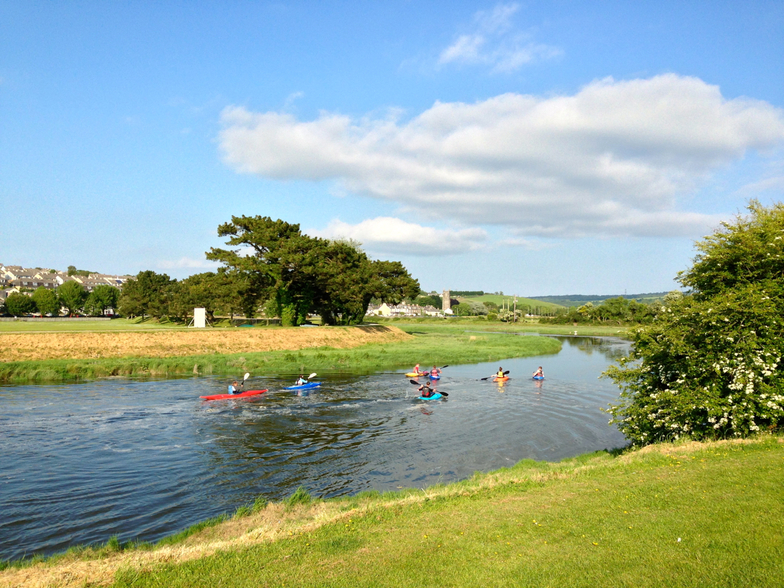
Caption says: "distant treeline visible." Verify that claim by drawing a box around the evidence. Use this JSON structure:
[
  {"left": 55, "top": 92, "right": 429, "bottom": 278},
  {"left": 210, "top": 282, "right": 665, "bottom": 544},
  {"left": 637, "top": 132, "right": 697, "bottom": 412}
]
[
  {"left": 450, "top": 290, "right": 485, "bottom": 297},
  {"left": 531, "top": 292, "right": 674, "bottom": 308},
  {"left": 539, "top": 295, "right": 688, "bottom": 325}
]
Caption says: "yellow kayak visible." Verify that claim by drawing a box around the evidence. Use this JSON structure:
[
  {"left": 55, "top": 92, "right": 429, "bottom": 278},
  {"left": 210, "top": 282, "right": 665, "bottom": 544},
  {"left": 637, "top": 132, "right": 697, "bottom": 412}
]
[{"left": 405, "top": 372, "right": 427, "bottom": 377}]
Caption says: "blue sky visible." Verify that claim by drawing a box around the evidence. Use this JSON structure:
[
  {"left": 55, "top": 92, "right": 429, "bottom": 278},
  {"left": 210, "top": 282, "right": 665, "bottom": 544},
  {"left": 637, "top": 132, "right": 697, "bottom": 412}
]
[{"left": 2, "top": 1, "right": 783, "bottom": 296}]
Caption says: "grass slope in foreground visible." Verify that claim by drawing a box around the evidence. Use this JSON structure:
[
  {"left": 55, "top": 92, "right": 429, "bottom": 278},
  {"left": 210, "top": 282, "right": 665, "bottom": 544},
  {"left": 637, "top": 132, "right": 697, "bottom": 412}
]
[
  {"left": 115, "top": 437, "right": 784, "bottom": 588},
  {"left": 5, "top": 436, "right": 777, "bottom": 588},
  {"left": 0, "top": 325, "right": 561, "bottom": 383}
]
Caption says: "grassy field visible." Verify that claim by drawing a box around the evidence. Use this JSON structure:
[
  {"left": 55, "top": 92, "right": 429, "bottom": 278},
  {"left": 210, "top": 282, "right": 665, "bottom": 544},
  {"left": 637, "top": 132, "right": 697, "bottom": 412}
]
[
  {"left": 0, "top": 323, "right": 562, "bottom": 383},
  {"left": 379, "top": 318, "right": 630, "bottom": 338},
  {"left": 456, "top": 294, "right": 564, "bottom": 313},
  {"left": 0, "top": 318, "right": 190, "bottom": 332},
  {"left": 4, "top": 435, "right": 781, "bottom": 587}
]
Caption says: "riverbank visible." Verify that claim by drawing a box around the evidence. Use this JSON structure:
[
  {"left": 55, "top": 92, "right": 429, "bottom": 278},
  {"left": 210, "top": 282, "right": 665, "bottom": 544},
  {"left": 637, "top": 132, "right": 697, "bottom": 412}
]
[
  {"left": 0, "top": 324, "right": 562, "bottom": 383},
  {"left": 3, "top": 435, "right": 781, "bottom": 587}
]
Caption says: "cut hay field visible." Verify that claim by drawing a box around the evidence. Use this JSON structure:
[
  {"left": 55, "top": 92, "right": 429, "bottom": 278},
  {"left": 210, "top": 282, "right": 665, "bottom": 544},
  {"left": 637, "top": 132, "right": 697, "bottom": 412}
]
[
  {"left": 0, "top": 325, "right": 409, "bottom": 363},
  {"left": 0, "top": 323, "right": 561, "bottom": 383}
]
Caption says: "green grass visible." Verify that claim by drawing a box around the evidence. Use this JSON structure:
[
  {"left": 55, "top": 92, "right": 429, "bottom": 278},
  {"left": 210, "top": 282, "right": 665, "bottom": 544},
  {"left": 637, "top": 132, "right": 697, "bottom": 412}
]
[
  {"left": 383, "top": 318, "right": 630, "bottom": 338},
  {"left": 0, "top": 324, "right": 562, "bottom": 383},
  {"left": 0, "top": 317, "right": 193, "bottom": 332},
  {"left": 457, "top": 294, "right": 564, "bottom": 313},
  {"left": 108, "top": 435, "right": 784, "bottom": 588}
]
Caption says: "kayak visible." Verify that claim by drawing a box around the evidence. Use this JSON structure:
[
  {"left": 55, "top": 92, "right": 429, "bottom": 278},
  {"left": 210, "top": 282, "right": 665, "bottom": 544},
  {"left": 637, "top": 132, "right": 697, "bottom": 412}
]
[
  {"left": 532, "top": 376, "right": 544, "bottom": 380},
  {"left": 405, "top": 372, "right": 427, "bottom": 377},
  {"left": 200, "top": 389, "right": 267, "bottom": 401},
  {"left": 429, "top": 374, "right": 441, "bottom": 380},
  {"left": 493, "top": 376, "right": 509, "bottom": 382},
  {"left": 285, "top": 382, "right": 322, "bottom": 391},
  {"left": 417, "top": 392, "right": 443, "bottom": 401}
]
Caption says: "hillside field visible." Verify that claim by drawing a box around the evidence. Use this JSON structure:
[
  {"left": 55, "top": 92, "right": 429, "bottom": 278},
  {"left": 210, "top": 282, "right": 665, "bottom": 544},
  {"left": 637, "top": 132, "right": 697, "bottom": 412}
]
[{"left": 456, "top": 294, "right": 564, "bottom": 313}]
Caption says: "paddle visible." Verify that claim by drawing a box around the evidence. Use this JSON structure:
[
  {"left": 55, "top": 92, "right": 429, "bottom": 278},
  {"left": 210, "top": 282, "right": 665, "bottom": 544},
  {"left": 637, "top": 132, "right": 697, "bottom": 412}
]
[
  {"left": 480, "top": 370, "right": 510, "bottom": 381},
  {"left": 308, "top": 372, "right": 317, "bottom": 380},
  {"left": 409, "top": 379, "right": 448, "bottom": 397},
  {"left": 235, "top": 372, "right": 250, "bottom": 391}
]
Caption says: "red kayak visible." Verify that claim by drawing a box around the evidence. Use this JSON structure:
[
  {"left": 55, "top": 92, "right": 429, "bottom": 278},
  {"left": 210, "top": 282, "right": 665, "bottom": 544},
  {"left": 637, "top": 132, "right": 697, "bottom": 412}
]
[{"left": 200, "top": 389, "right": 267, "bottom": 401}]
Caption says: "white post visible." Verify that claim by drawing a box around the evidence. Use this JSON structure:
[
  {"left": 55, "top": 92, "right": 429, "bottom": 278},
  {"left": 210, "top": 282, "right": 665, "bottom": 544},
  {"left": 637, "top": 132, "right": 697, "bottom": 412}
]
[{"left": 194, "top": 307, "right": 206, "bottom": 328}]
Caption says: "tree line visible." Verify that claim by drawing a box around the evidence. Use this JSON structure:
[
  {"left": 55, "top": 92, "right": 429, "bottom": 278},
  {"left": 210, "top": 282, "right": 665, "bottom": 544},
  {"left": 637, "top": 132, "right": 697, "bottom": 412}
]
[
  {"left": 2, "top": 216, "right": 421, "bottom": 325},
  {"left": 541, "top": 296, "right": 660, "bottom": 325},
  {"left": 2, "top": 282, "right": 119, "bottom": 317}
]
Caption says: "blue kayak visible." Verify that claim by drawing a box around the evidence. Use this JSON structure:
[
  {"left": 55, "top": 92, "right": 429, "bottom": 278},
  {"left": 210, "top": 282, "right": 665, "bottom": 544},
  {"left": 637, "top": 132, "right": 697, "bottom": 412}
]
[
  {"left": 532, "top": 376, "right": 544, "bottom": 380},
  {"left": 285, "top": 382, "right": 322, "bottom": 391},
  {"left": 429, "top": 374, "right": 441, "bottom": 380},
  {"left": 417, "top": 392, "right": 442, "bottom": 401}
]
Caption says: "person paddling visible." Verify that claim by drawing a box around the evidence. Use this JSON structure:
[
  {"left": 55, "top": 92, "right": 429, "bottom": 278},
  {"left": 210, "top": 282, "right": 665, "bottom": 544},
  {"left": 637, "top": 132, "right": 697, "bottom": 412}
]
[
  {"left": 228, "top": 380, "right": 241, "bottom": 395},
  {"left": 413, "top": 363, "right": 422, "bottom": 375},
  {"left": 495, "top": 367, "right": 505, "bottom": 379},
  {"left": 533, "top": 366, "right": 544, "bottom": 378},
  {"left": 430, "top": 365, "right": 441, "bottom": 378},
  {"left": 418, "top": 383, "right": 435, "bottom": 398},
  {"left": 295, "top": 374, "right": 308, "bottom": 386}
]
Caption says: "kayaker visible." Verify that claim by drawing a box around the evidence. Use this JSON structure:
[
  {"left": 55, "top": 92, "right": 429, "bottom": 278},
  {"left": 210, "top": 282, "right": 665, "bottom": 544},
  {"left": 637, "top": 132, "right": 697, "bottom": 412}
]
[
  {"left": 418, "top": 383, "right": 435, "bottom": 398},
  {"left": 228, "top": 380, "right": 241, "bottom": 394},
  {"left": 295, "top": 374, "right": 308, "bottom": 386},
  {"left": 533, "top": 366, "right": 544, "bottom": 378},
  {"left": 496, "top": 367, "right": 505, "bottom": 379},
  {"left": 413, "top": 363, "right": 421, "bottom": 375},
  {"left": 430, "top": 365, "right": 441, "bottom": 378}
]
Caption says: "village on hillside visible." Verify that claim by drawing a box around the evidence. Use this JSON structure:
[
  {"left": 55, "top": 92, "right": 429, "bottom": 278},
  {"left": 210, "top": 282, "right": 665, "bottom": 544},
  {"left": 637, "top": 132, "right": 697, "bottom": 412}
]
[{"left": 0, "top": 264, "right": 132, "bottom": 303}]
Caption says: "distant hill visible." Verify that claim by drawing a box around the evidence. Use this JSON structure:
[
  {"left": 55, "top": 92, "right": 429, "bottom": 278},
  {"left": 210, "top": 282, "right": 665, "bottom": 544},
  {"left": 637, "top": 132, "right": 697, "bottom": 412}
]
[
  {"left": 529, "top": 292, "right": 675, "bottom": 308},
  {"left": 456, "top": 293, "right": 564, "bottom": 313}
]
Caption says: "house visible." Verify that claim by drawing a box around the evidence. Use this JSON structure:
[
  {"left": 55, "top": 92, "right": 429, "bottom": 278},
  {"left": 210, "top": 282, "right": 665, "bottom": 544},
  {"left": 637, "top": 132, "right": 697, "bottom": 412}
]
[{"left": 365, "top": 302, "right": 444, "bottom": 317}]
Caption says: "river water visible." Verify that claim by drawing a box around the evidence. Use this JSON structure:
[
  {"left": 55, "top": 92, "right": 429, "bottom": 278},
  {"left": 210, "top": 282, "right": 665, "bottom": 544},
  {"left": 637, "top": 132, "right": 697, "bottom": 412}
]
[{"left": 0, "top": 335, "right": 629, "bottom": 561}]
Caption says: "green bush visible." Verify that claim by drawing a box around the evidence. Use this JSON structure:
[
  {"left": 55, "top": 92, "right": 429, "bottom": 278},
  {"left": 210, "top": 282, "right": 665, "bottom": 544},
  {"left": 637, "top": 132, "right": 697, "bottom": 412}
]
[{"left": 605, "top": 201, "right": 784, "bottom": 445}]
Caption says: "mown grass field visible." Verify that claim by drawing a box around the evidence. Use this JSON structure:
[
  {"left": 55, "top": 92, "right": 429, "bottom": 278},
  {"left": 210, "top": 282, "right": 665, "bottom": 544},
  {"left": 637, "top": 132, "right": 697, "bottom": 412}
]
[
  {"left": 381, "top": 318, "right": 630, "bottom": 338},
  {"left": 0, "top": 318, "right": 189, "bottom": 332},
  {"left": 0, "top": 322, "right": 562, "bottom": 383},
  {"left": 3, "top": 436, "right": 781, "bottom": 588},
  {"left": 456, "top": 294, "right": 564, "bottom": 313}
]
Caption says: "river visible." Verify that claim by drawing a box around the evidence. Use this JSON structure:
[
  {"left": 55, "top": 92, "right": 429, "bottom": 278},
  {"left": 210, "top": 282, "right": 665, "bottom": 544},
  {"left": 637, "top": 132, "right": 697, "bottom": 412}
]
[{"left": 0, "top": 335, "right": 629, "bottom": 561}]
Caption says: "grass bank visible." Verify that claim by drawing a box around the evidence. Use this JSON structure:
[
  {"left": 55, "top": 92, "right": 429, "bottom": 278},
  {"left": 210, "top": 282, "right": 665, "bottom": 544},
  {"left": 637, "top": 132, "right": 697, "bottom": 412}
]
[
  {"left": 3, "top": 436, "right": 781, "bottom": 587},
  {"left": 0, "top": 325, "right": 561, "bottom": 384},
  {"left": 383, "top": 318, "right": 631, "bottom": 338}
]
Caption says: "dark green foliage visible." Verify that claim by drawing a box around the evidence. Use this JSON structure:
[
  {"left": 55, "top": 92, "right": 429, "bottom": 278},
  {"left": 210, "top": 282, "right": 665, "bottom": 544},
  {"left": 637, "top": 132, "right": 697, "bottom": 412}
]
[
  {"left": 84, "top": 285, "right": 120, "bottom": 316},
  {"left": 207, "top": 216, "right": 419, "bottom": 325},
  {"left": 544, "top": 296, "right": 654, "bottom": 325},
  {"left": 169, "top": 270, "right": 245, "bottom": 321},
  {"left": 67, "top": 265, "right": 94, "bottom": 277},
  {"left": 606, "top": 201, "right": 784, "bottom": 445},
  {"left": 57, "top": 281, "right": 88, "bottom": 316},
  {"left": 32, "top": 287, "right": 60, "bottom": 316},
  {"left": 414, "top": 294, "right": 442, "bottom": 308},
  {"left": 118, "top": 271, "right": 174, "bottom": 318},
  {"left": 4, "top": 293, "right": 37, "bottom": 316}
]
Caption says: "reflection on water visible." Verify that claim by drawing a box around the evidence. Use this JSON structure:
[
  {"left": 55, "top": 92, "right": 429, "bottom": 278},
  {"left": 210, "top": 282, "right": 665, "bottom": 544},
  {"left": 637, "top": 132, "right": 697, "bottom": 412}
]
[{"left": 0, "top": 337, "right": 629, "bottom": 561}]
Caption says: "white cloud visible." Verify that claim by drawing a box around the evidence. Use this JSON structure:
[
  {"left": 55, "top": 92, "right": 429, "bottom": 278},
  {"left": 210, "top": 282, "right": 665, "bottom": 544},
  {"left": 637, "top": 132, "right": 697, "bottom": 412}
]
[
  {"left": 219, "top": 74, "right": 784, "bottom": 238},
  {"left": 157, "top": 257, "right": 219, "bottom": 270},
  {"left": 438, "top": 3, "right": 561, "bottom": 72},
  {"left": 314, "top": 217, "right": 487, "bottom": 256}
]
